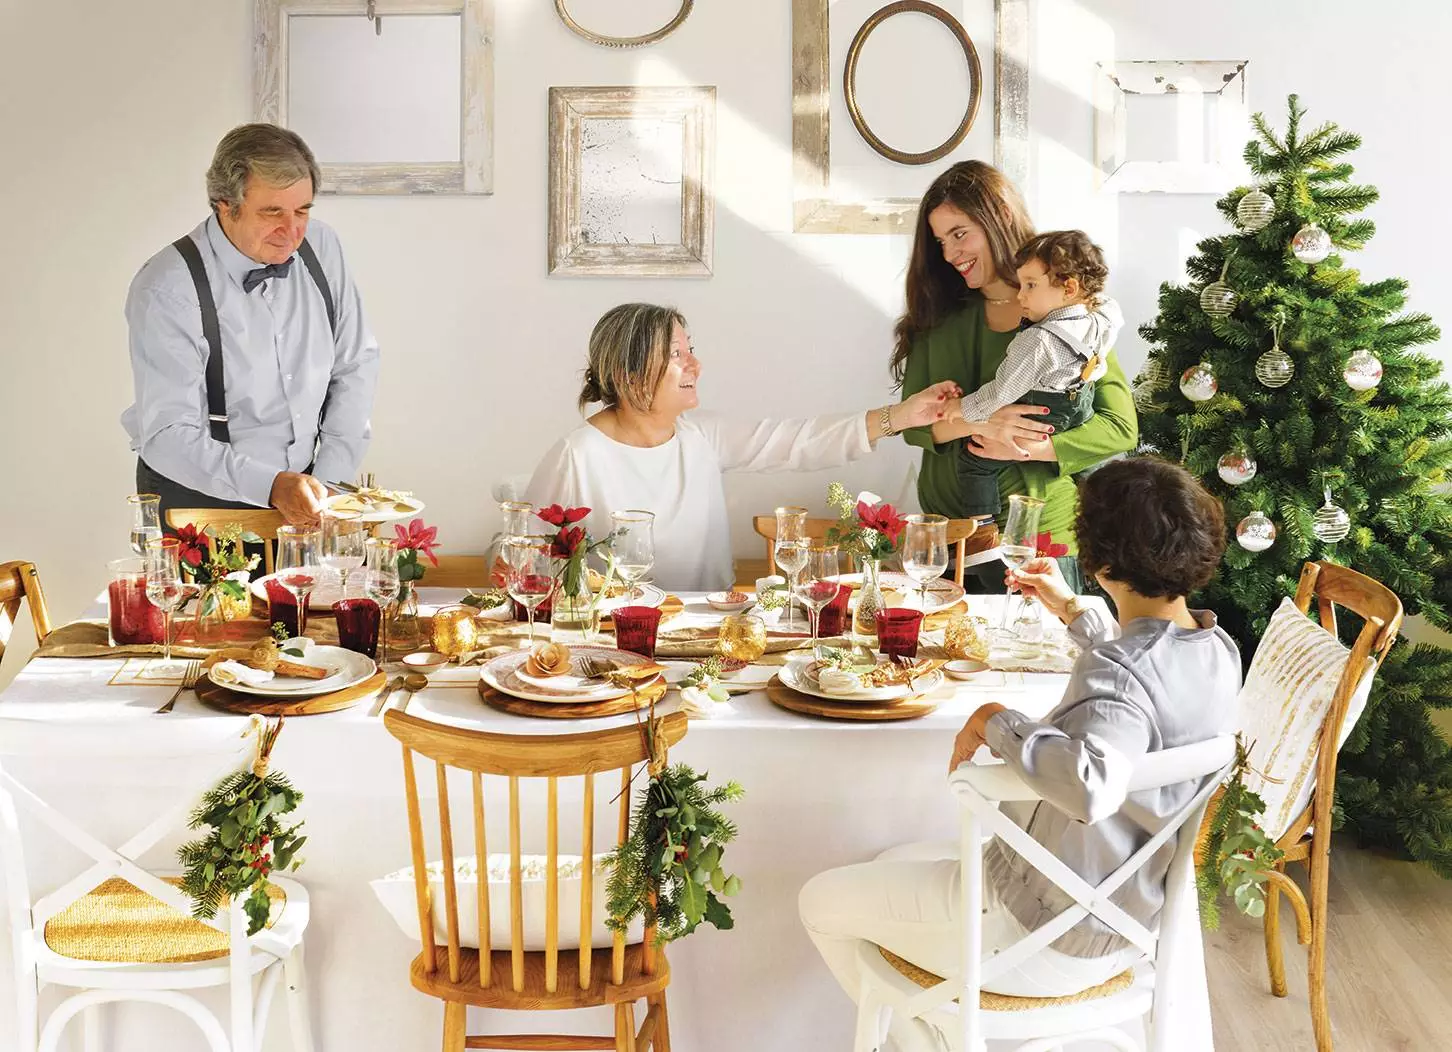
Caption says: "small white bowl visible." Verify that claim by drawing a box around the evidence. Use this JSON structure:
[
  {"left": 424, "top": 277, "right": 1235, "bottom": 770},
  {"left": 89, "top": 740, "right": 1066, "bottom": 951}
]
[
  {"left": 402, "top": 651, "right": 450, "bottom": 677},
  {"left": 944, "top": 658, "right": 991, "bottom": 681},
  {"left": 706, "top": 591, "right": 755, "bottom": 613}
]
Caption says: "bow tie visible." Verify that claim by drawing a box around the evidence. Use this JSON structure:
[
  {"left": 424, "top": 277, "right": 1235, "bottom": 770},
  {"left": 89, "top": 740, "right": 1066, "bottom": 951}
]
[{"left": 242, "top": 258, "right": 294, "bottom": 294}]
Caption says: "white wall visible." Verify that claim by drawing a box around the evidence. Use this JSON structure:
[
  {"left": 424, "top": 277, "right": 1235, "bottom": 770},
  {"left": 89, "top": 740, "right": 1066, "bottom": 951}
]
[{"left": 3, "top": 0, "right": 1450, "bottom": 690}]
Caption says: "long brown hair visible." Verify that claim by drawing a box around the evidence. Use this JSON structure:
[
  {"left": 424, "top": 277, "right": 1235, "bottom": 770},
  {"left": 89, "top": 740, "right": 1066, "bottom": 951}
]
[{"left": 890, "top": 161, "right": 1035, "bottom": 384}]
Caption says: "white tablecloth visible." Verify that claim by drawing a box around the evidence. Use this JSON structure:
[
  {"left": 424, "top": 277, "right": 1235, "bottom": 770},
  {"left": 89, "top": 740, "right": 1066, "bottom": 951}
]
[{"left": 0, "top": 590, "right": 1096, "bottom": 1052}]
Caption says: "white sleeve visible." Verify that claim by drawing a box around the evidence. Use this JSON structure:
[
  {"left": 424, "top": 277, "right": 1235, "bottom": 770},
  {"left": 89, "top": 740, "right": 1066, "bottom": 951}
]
[{"left": 691, "top": 412, "right": 872, "bottom": 474}]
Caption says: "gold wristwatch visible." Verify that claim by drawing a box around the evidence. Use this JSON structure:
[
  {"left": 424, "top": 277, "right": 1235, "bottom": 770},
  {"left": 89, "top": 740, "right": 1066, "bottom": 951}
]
[{"left": 1061, "top": 595, "right": 1091, "bottom": 626}]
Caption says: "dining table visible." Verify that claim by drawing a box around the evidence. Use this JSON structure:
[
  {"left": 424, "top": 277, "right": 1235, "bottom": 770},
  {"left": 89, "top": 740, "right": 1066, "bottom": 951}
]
[{"left": 0, "top": 586, "right": 1107, "bottom": 1052}]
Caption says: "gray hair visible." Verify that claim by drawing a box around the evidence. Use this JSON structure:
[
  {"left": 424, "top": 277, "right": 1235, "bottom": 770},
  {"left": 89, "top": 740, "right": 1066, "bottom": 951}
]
[
  {"left": 206, "top": 123, "right": 321, "bottom": 214},
  {"left": 579, "top": 303, "right": 687, "bottom": 413}
]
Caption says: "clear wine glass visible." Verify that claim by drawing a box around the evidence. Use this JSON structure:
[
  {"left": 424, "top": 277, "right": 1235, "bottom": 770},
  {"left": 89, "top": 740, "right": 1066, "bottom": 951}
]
[
  {"left": 321, "top": 510, "right": 369, "bottom": 597},
  {"left": 499, "top": 500, "right": 535, "bottom": 568},
  {"left": 774, "top": 505, "right": 809, "bottom": 632},
  {"left": 996, "top": 495, "right": 1045, "bottom": 634},
  {"left": 365, "top": 538, "right": 401, "bottom": 662},
  {"left": 793, "top": 545, "right": 841, "bottom": 657},
  {"left": 276, "top": 526, "right": 322, "bottom": 637},
  {"left": 129, "top": 494, "right": 162, "bottom": 556},
  {"left": 505, "top": 540, "right": 554, "bottom": 644},
  {"left": 902, "top": 514, "right": 950, "bottom": 611},
  {"left": 610, "top": 509, "right": 655, "bottom": 602},
  {"left": 144, "top": 537, "right": 193, "bottom": 664}
]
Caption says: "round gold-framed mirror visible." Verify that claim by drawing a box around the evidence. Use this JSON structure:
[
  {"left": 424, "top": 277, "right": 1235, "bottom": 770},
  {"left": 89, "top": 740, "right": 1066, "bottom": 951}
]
[
  {"left": 843, "top": 1, "right": 983, "bottom": 166},
  {"left": 553, "top": 0, "right": 694, "bottom": 49}
]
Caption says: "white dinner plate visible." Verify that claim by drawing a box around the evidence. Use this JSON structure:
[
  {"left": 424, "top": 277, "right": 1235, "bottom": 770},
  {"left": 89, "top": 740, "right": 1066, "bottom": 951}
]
[
  {"left": 321, "top": 491, "right": 426, "bottom": 523},
  {"left": 778, "top": 658, "right": 943, "bottom": 703},
  {"left": 249, "top": 570, "right": 346, "bottom": 610},
  {"left": 481, "top": 646, "right": 662, "bottom": 704},
  {"left": 209, "top": 645, "right": 377, "bottom": 697},
  {"left": 596, "top": 584, "right": 666, "bottom": 616}
]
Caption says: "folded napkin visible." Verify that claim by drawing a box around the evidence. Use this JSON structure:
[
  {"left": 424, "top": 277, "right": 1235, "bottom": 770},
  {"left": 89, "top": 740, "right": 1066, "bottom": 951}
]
[
  {"left": 209, "top": 661, "right": 276, "bottom": 687},
  {"left": 678, "top": 685, "right": 736, "bottom": 719}
]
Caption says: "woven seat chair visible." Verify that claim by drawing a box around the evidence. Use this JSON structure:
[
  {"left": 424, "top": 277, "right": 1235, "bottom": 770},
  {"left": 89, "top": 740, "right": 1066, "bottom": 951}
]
[{"left": 852, "top": 735, "right": 1236, "bottom": 1052}]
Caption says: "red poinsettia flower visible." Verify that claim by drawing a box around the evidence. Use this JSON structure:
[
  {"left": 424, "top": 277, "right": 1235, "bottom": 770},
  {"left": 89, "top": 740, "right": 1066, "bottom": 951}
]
[
  {"left": 167, "top": 523, "right": 210, "bottom": 568},
  {"left": 550, "top": 525, "right": 586, "bottom": 560},
  {"left": 537, "top": 504, "right": 590, "bottom": 527},
  {"left": 394, "top": 519, "right": 441, "bottom": 566},
  {"left": 856, "top": 501, "right": 907, "bottom": 547},
  {"left": 1035, "top": 531, "right": 1069, "bottom": 559}
]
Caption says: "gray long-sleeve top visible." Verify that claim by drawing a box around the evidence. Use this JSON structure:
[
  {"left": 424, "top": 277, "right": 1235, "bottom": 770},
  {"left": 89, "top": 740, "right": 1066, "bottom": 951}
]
[{"left": 982, "top": 606, "right": 1241, "bottom": 958}]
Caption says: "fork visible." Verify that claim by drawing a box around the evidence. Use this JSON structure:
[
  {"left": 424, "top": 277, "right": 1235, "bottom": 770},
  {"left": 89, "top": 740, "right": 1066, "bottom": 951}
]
[{"left": 156, "top": 659, "right": 202, "bottom": 714}]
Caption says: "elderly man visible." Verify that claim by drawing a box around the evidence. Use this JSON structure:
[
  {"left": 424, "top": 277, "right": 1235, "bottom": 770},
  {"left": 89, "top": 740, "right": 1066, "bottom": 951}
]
[{"left": 122, "top": 123, "right": 379, "bottom": 525}]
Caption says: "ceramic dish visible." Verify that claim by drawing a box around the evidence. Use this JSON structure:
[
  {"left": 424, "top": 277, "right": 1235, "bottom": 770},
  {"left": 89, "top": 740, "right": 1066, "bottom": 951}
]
[{"left": 208, "top": 645, "right": 375, "bottom": 697}]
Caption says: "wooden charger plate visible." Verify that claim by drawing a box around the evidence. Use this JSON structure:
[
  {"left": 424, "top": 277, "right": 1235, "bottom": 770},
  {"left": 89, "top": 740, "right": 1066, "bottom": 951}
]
[
  {"left": 765, "top": 673, "right": 939, "bottom": 722},
  {"left": 478, "top": 676, "right": 666, "bottom": 720},
  {"left": 195, "top": 669, "right": 387, "bottom": 716}
]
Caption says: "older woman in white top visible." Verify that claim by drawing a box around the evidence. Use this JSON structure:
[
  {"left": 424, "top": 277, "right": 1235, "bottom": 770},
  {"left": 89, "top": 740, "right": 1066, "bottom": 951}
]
[{"left": 524, "top": 303, "right": 960, "bottom": 593}]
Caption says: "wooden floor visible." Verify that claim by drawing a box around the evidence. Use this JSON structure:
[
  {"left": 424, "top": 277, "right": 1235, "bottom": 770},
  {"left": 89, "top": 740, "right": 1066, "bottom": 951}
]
[{"left": 1207, "top": 837, "right": 1452, "bottom": 1051}]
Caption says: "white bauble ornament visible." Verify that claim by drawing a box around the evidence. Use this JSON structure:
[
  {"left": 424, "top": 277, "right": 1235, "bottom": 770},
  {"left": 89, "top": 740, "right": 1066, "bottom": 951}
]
[
  {"left": 1312, "top": 488, "right": 1351, "bottom": 543},
  {"left": 1236, "top": 189, "right": 1275, "bottom": 232},
  {"left": 1235, "top": 510, "right": 1277, "bottom": 552},
  {"left": 1291, "top": 222, "right": 1332, "bottom": 264},
  {"left": 1179, "top": 362, "right": 1218, "bottom": 402},
  {"left": 1217, "top": 450, "right": 1258, "bottom": 486},
  {"left": 1199, "top": 281, "right": 1239, "bottom": 319},
  {"left": 1343, "top": 349, "right": 1383, "bottom": 391},
  {"left": 1254, "top": 345, "right": 1295, "bottom": 388}
]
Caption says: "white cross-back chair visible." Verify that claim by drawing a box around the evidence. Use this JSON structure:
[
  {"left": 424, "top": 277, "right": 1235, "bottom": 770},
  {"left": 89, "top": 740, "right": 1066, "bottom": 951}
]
[
  {"left": 853, "top": 734, "right": 1236, "bottom": 1052},
  {"left": 0, "top": 716, "right": 313, "bottom": 1052}
]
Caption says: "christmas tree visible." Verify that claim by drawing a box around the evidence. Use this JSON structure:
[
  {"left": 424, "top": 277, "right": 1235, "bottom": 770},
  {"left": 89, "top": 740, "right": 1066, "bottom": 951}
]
[{"left": 1135, "top": 95, "right": 1452, "bottom": 873}]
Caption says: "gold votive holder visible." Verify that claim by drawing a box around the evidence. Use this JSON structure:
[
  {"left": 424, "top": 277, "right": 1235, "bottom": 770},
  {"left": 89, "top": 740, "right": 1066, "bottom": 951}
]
[
  {"left": 943, "top": 612, "right": 990, "bottom": 662},
  {"left": 718, "top": 613, "right": 768, "bottom": 664},
  {"left": 431, "top": 604, "right": 479, "bottom": 658}
]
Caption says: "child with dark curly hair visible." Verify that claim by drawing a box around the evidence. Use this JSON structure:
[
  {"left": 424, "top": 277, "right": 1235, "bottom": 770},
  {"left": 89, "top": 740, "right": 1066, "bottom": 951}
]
[{"left": 953, "top": 230, "right": 1123, "bottom": 518}]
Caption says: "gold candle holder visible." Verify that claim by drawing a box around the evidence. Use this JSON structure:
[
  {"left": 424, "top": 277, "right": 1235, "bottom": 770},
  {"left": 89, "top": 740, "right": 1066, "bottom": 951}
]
[
  {"left": 943, "top": 612, "right": 990, "bottom": 661},
  {"left": 718, "top": 613, "right": 767, "bottom": 664},
  {"left": 431, "top": 604, "right": 479, "bottom": 658}
]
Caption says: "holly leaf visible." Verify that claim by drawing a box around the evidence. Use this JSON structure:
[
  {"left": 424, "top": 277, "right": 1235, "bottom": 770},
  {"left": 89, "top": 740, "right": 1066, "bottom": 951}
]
[
  {"left": 242, "top": 886, "right": 272, "bottom": 936},
  {"left": 703, "top": 893, "right": 735, "bottom": 932}
]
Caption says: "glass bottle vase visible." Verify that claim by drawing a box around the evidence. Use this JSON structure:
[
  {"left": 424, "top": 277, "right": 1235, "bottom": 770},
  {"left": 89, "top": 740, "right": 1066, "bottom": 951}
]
[
  {"left": 550, "top": 561, "right": 599, "bottom": 645},
  {"left": 390, "top": 580, "right": 423, "bottom": 654},
  {"left": 851, "top": 558, "right": 885, "bottom": 644}
]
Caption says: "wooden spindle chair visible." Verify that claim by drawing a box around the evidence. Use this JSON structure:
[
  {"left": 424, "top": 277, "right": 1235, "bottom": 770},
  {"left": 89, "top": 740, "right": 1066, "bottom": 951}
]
[
  {"left": 750, "top": 515, "right": 997, "bottom": 587},
  {"left": 165, "top": 509, "right": 286, "bottom": 574},
  {"left": 0, "top": 561, "right": 54, "bottom": 670},
  {"left": 383, "top": 708, "right": 688, "bottom": 1051}
]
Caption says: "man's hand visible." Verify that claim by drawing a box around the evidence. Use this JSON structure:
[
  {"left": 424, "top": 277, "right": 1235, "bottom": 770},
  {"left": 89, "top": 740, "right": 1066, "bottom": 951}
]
[
  {"left": 948, "top": 702, "right": 1008, "bottom": 774},
  {"left": 269, "top": 471, "right": 328, "bottom": 526}
]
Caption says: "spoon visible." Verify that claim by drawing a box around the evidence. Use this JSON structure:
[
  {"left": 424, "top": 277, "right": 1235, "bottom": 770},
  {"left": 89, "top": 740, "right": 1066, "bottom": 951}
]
[
  {"left": 397, "top": 672, "right": 429, "bottom": 713},
  {"left": 371, "top": 674, "right": 404, "bottom": 717}
]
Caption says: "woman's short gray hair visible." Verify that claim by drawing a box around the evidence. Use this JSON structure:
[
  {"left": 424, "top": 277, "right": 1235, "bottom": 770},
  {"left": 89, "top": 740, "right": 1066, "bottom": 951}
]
[
  {"left": 579, "top": 303, "right": 687, "bottom": 413},
  {"left": 206, "top": 123, "right": 321, "bottom": 214}
]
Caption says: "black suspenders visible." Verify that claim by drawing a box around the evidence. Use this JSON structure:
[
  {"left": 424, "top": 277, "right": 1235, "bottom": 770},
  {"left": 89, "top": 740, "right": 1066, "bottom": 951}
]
[{"left": 170, "top": 235, "right": 337, "bottom": 444}]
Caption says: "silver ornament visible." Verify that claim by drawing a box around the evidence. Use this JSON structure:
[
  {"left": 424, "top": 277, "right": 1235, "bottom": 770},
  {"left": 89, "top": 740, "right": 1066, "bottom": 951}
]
[
  {"left": 1313, "top": 488, "right": 1351, "bottom": 543},
  {"left": 1179, "top": 362, "right": 1218, "bottom": 402},
  {"left": 1235, "top": 510, "right": 1276, "bottom": 552},
  {"left": 1236, "top": 189, "right": 1275, "bottom": 232},
  {"left": 1254, "top": 345, "right": 1295, "bottom": 388},
  {"left": 1291, "top": 222, "right": 1332, "bottom": 264},
  {"left": 1217, "top": 450, "right": 1258, "bottom": 486},
  {"left": 1199, "top": 281, "right": 1239, "bottom": 319},
  {"left": 1343, "top": 349, "right": 1383, "bottom": 391}
]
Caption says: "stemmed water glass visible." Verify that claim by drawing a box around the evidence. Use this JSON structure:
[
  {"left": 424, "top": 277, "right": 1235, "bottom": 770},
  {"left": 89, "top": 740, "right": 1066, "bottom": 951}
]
[
  {"left": 498, "top": 500, "right": 535, "bottom": 572},
  {"left": 365, "top": 539, "right": 401, "bottom": 662},
  {"left": 129, "top": 494, "right": 162, "bottom": 555},
  {"left": 610, "top": 509, "right": 655, "bottom": 602},
  {"left": 793, "top": 545, "right": 841, "bottom": 657},
  {"left": 505, "top": 540, "right": 554, "bottom": 644},
  {"left": 144, "top": 537, "right": 195, "bottom": 665},
  {"left": 321, "top": 510, "right": 369, "bottom": 597},
  {"left": 276, "top": 526, "right": 322, "bottom": 637},
  {"left": 996, "top": 495, "right": 1044, "bottom": 635},
  {"left": 902, "top": 514, "right": 949, "bottom": 611},
  {"left": 774, "top": 506, "right": 809, "bottom": 632}
]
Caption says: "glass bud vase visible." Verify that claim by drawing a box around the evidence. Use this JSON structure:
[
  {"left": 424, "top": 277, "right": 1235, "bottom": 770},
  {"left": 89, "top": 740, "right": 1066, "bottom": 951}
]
[
  {"left": 390, "top": 580, "right": 423, "bottom": 654},
  {"left": 851, "top": 558, "right": 885, "bottom": 644},
  {"left": 550, "top": 562, "right": 599, "bottom": 645}
]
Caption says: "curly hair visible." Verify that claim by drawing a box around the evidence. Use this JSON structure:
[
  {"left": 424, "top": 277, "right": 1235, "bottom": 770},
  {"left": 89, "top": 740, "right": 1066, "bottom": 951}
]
[
  {"left": 1074, "top": 457, "right": 1225, "bottom": 599},
  {"left": 1013, "top": 230, "right": 1108, "bottom": 306}
]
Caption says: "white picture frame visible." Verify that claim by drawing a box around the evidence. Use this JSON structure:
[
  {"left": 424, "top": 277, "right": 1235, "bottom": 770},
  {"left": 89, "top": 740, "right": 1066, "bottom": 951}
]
[
  {"left": 1093, "top": 59, "right": 1249, "bottom": 194},
  {"left": 254, "top": 0, "right": 494, "bottom": 195},
  {"left": 548, "top": 86, "right": 716, "bottom": 278}
]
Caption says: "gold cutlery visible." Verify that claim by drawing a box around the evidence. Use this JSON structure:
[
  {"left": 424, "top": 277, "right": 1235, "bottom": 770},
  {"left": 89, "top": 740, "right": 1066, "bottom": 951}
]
[{"left": 156, "top": 659, "right": 202, "bottom": 714}]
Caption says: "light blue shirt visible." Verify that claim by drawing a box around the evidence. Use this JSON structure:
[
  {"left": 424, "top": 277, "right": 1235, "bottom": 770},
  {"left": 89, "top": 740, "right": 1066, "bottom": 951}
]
[{"left": 121, "top": 214, "right": 380, "bottom": 506}]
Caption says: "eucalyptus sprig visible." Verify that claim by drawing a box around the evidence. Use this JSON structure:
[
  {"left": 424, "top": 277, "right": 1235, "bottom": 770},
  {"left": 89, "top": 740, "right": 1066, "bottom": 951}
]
[{"left": 1196, "top": 734, "right": 1285, "bottom": 930}]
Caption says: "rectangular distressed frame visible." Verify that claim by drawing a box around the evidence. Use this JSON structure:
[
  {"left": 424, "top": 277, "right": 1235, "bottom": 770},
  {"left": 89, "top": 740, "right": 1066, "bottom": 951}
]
[
  {"left": 548, "top": 85, "right": 716, "bottom": 277},
  {"left": 255, "top": 0, "right": 494, "bottom": 195},
  {"left": 791, "top": 0, "right": 1029, "bottom": 234},
  {"left": 1093, "top": 60, "right": 1249, "bottom": 194}
]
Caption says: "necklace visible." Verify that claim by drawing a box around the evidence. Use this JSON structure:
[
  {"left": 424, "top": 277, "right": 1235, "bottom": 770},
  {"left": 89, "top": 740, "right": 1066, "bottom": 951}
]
[{"left": 984, "top": 295, "right": 1015, "bottom": 305}]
